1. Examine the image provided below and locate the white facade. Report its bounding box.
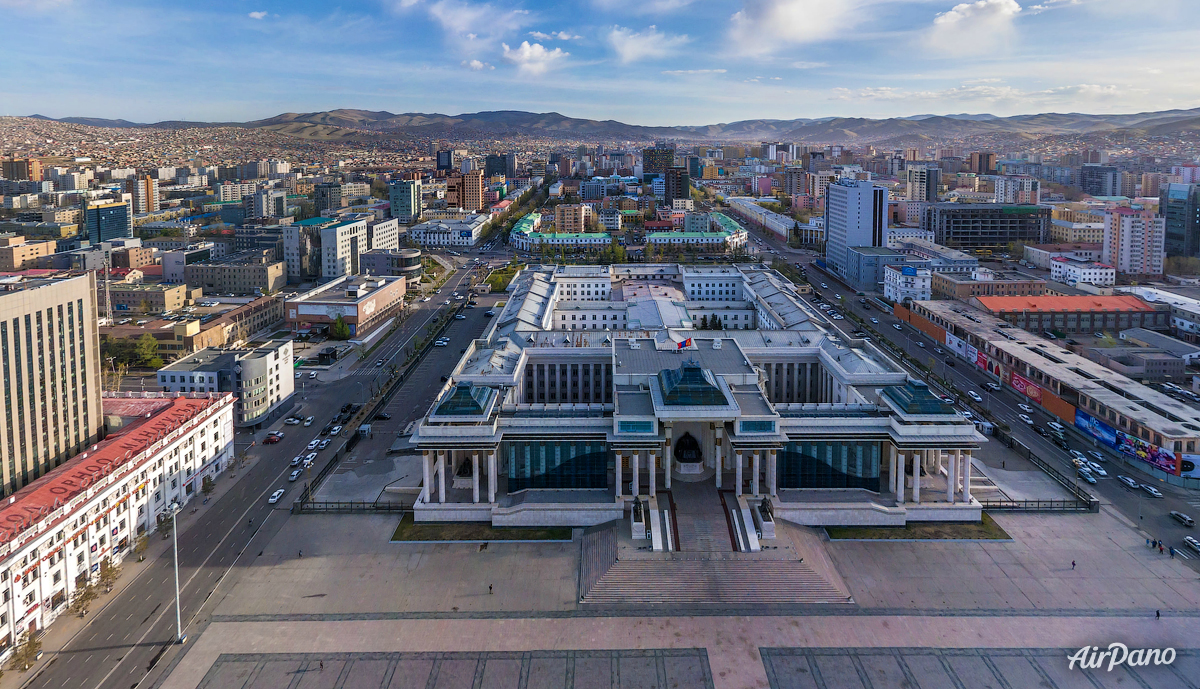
[1103,209,1165,276]
[157,340,295,428]
[367,218,401,252]
[409,215,488,247]
[1049,258,1116,287]
[321,218,368,279]
[994,176,1041,204]
[883,264,932,302]
[0,393,234,657]
[825,179,887,279]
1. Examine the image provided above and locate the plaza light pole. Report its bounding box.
[164,502,186,644]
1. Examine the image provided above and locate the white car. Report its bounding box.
[330,425,343,435]
[309,371,317,379]
[434,341,448,347]
[967,391,983,403]
[307,439,320,450]
[268,489,285,504]
[289,469,302,482]
[1018,403,1033,413]
[422,297,431,302]
[295,371,302,379]
[1086,461,1108,477]
[870,318,879,324]
[455,314,467,320]
[893,323,903,331]
[304,416,314,427]
[305,452,318,463]
[1018,414,1033,425]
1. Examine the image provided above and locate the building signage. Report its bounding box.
[1009,372,1043,403]
[1076,409,1178,474]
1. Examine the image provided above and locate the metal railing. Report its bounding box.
[979,499,1095,512]
[296,501,407,514]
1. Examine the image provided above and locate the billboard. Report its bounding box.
[1075,409,1178,474]
[1180,455,1200,479]
[1010,372,1043,403]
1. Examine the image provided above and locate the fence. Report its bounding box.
[979,499,1095,512]
[295,501,407,514]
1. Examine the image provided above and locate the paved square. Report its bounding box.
[196,650,714,689]
[760,648,1200,689]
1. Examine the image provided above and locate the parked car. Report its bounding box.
[1140,483,1164,498]
[375,412,391,420]
[434,341,448,347]
[455,314,467,320]
[1170,511,1195,527]
[264,435,282,445]
[268,489,285,504]
[1076,468,1097,484]
[1117,475,1139,489]
[295,371,302,379]
[289,469,302,482]
[1018,403,1033,413]
[485,310,496,317]
[1019,414,1034,425]
[967,391,983,403]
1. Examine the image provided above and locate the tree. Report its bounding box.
[133,534,150,562]
[7,629,41,672]
[98,557,122,591]
[330,315,351,340]
[157,513,174,540]
[201,475,215,497]
[69,580,98,617]
[699,315,709,329]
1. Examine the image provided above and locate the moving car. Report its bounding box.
[290,456,303,467]
[1047,421,1066,433]
[1069,449,1086,461]
[434,341,448,347]
[916,342,925,349]
[264,434,282,445]
[933,348,944,354]
[307,439,320,450]
[870,318,879,324]
[289,469,302,482]
[295,371,302,379]
[1018,414,1034,425]
[330,425,343,435]
[268,489,285,504]
[984,382,1001,392]
[893,323,903,331]
[304,416,314,427]
[1076,468,1097,484]
[1140,483,1163,498]
[967,391,983,403]
[1170,511,1195,527]
[1018,403,1034,413]
[1086,450,1104,462]
[376,359,384,367]
[1117,475,1139,489]
[318,439,331,450]
[375,412,391,420]
[455,314,467,320]
[305,452,318,463]
[1034,426,1048,437]
[1085,461,1107,477]
[284,418,300,425]
[309,371,317,379]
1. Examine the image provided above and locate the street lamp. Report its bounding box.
[163,502,186,644]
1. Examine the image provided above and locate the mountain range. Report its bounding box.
[26,106,1200,143]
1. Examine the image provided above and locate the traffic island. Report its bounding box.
[825,512,1011,540]
[390,513,572,542]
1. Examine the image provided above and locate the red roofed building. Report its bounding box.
[969,294,1170,334]
[0,392,233,646]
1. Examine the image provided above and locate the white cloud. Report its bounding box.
[1028,0,1079,13]
[248,11,268,19]
[790,61,829,69]
[661,69,727,75]
[529,30,581,40]
[828,81,1124,106]
[461,59,494,70]
[730,0,862,54]
[931,0,1022,50]
[608,25,689,64]
[427,0,530,52]
[591,0,697,14]
[501,41,569,75]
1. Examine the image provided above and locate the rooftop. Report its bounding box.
[975,295,1157,313]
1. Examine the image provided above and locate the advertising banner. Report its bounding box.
[975,350,988,370]
[1010,372,1043,403]
[1076,409,1178,474]
[1181,454,1200,479]
[945,332,968,358]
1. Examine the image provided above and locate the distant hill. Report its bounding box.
[23,106,1200,142]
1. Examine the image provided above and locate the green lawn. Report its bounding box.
[390,513,572,542]
[825,512,1011,540]
[485,265,524,292]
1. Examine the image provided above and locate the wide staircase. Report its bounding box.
[671,482,733,552]
[578,522,850,606]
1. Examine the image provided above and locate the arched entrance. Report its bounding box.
[674,432,703,474]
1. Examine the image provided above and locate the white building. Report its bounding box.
[409,215,488,247]
[883,264,932,302]
[825,179,887,279]
[1049,258,1116,287]
[0,393,233,657]
[1103,208,1165,276]
[157,340,295,428]
[723,196,795,240]
[886,226,935,247]
[321,218,368,279]
[366,217,400,252]
[388,179,422,224]
[994,176,1041,204]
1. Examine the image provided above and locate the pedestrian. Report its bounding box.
[1156,610,1161,620]
[489,584,493,595]
[1147,538,1151,548]
[320,661,324,671]
[1170,547,1175,559]
[299,549,303,558]
[1160,544,1164,554]
[1071,560,1076,570]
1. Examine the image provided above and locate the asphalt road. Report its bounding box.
[25,257,496,689]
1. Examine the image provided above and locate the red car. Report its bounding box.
[264,434,282,445]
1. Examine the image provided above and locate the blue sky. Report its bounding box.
[1,0,1196,125]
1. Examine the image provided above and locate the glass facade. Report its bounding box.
[778,439,881,491]
[504,439,609,491]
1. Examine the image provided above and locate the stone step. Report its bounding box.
[582,559,849,605]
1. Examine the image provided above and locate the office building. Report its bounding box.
[321,218,368,279]
[283,217,337,282]
[921,203,1049,251]
[162,243,216,282]
[824,179,886,279]
[883,265,932,302]
[100,282,188,314]
[409,263,984,530]
[366,217,401,252]
[642,147,676,177]
[313,183,344,214]
[284,275,405,337]
[1161,183,1200,256]
[1,158,42,181]
[664,167,691,205]
[932,267,1046,301]
[388,179,422,224]
[447,170,485,212]
[408,215,488,247]
[1049,258,1116,287]
[968,152,996,175]
[994,176,1040,204]
[555,204,593,233]
[1079,165,1120,197]
[0,234,56,270]
[129,175,160,214]
[905,165,940,202]
[250,188,288,219]
[83,200,133,244]
[158,340,294,428]
[0,273,104,495]
[184,250,286,295]
[1103,208,1165,277]
[843,246,909,292]
[359,248,424,285]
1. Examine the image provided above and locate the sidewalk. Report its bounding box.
[0,450,266,689]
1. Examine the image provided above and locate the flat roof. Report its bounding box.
[976,295,1156,313]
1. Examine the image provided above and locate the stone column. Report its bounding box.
[631,452,640,497]
[768,449,777,496]
[648,451,657,497]
[487,451,496,503]
[427,451,436,504]
[962,451,971,503]
[888,445,897,499]
[912,451,920,504]
[752,451,761,497]
[472,452,480,504]
[896,453,905,505]
[947,449,957,504]
[437,451,446,503]
[735,451,743,497]
[714,429,723,489]
[614,452,623,499]
[664,426,673,491]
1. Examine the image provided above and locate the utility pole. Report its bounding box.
[166,502,186,644]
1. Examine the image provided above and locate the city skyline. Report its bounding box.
[2,0,1197,125]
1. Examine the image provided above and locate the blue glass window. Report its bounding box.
[740,420,775,433]
[504,439,609,491]
[619,420,654,434]
[778,440,881,491]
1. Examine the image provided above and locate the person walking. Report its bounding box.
[299,549,303,558]
[1071,560,1076,570]
[1156,610,1161,620]
[1170,547,1175,558]
[1160,544,1165,554]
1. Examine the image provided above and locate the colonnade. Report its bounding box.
[886,446,972,505]
[420,449,497,504]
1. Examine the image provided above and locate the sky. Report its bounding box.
[1,0,1197,126]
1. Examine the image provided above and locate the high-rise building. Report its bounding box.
[825,179,887,278]
[83,199,133,244]
[313,183,344,214]
[1104,208,1165,276]
[388,179,422,224]
[1,158,43,181]
[686,156,702,179]
[968,152,997,175]
[1170,165,1200,185]
[436,150,455,171]
[905,164,941,202]
[129,175,160,214]
[994,176,1041,204]
[484,154,508,178]
[782,167,808,196]
[1161,183,1200,256]
[554,204,592,233]
[1141,172,1168,198]
[321,218,368,279]
[664,167,691,205]
[642,147,676,177]
[447,170,484,212]
[250,188,288,218]
[0,273,104,495]
[1079,165,1120,197]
